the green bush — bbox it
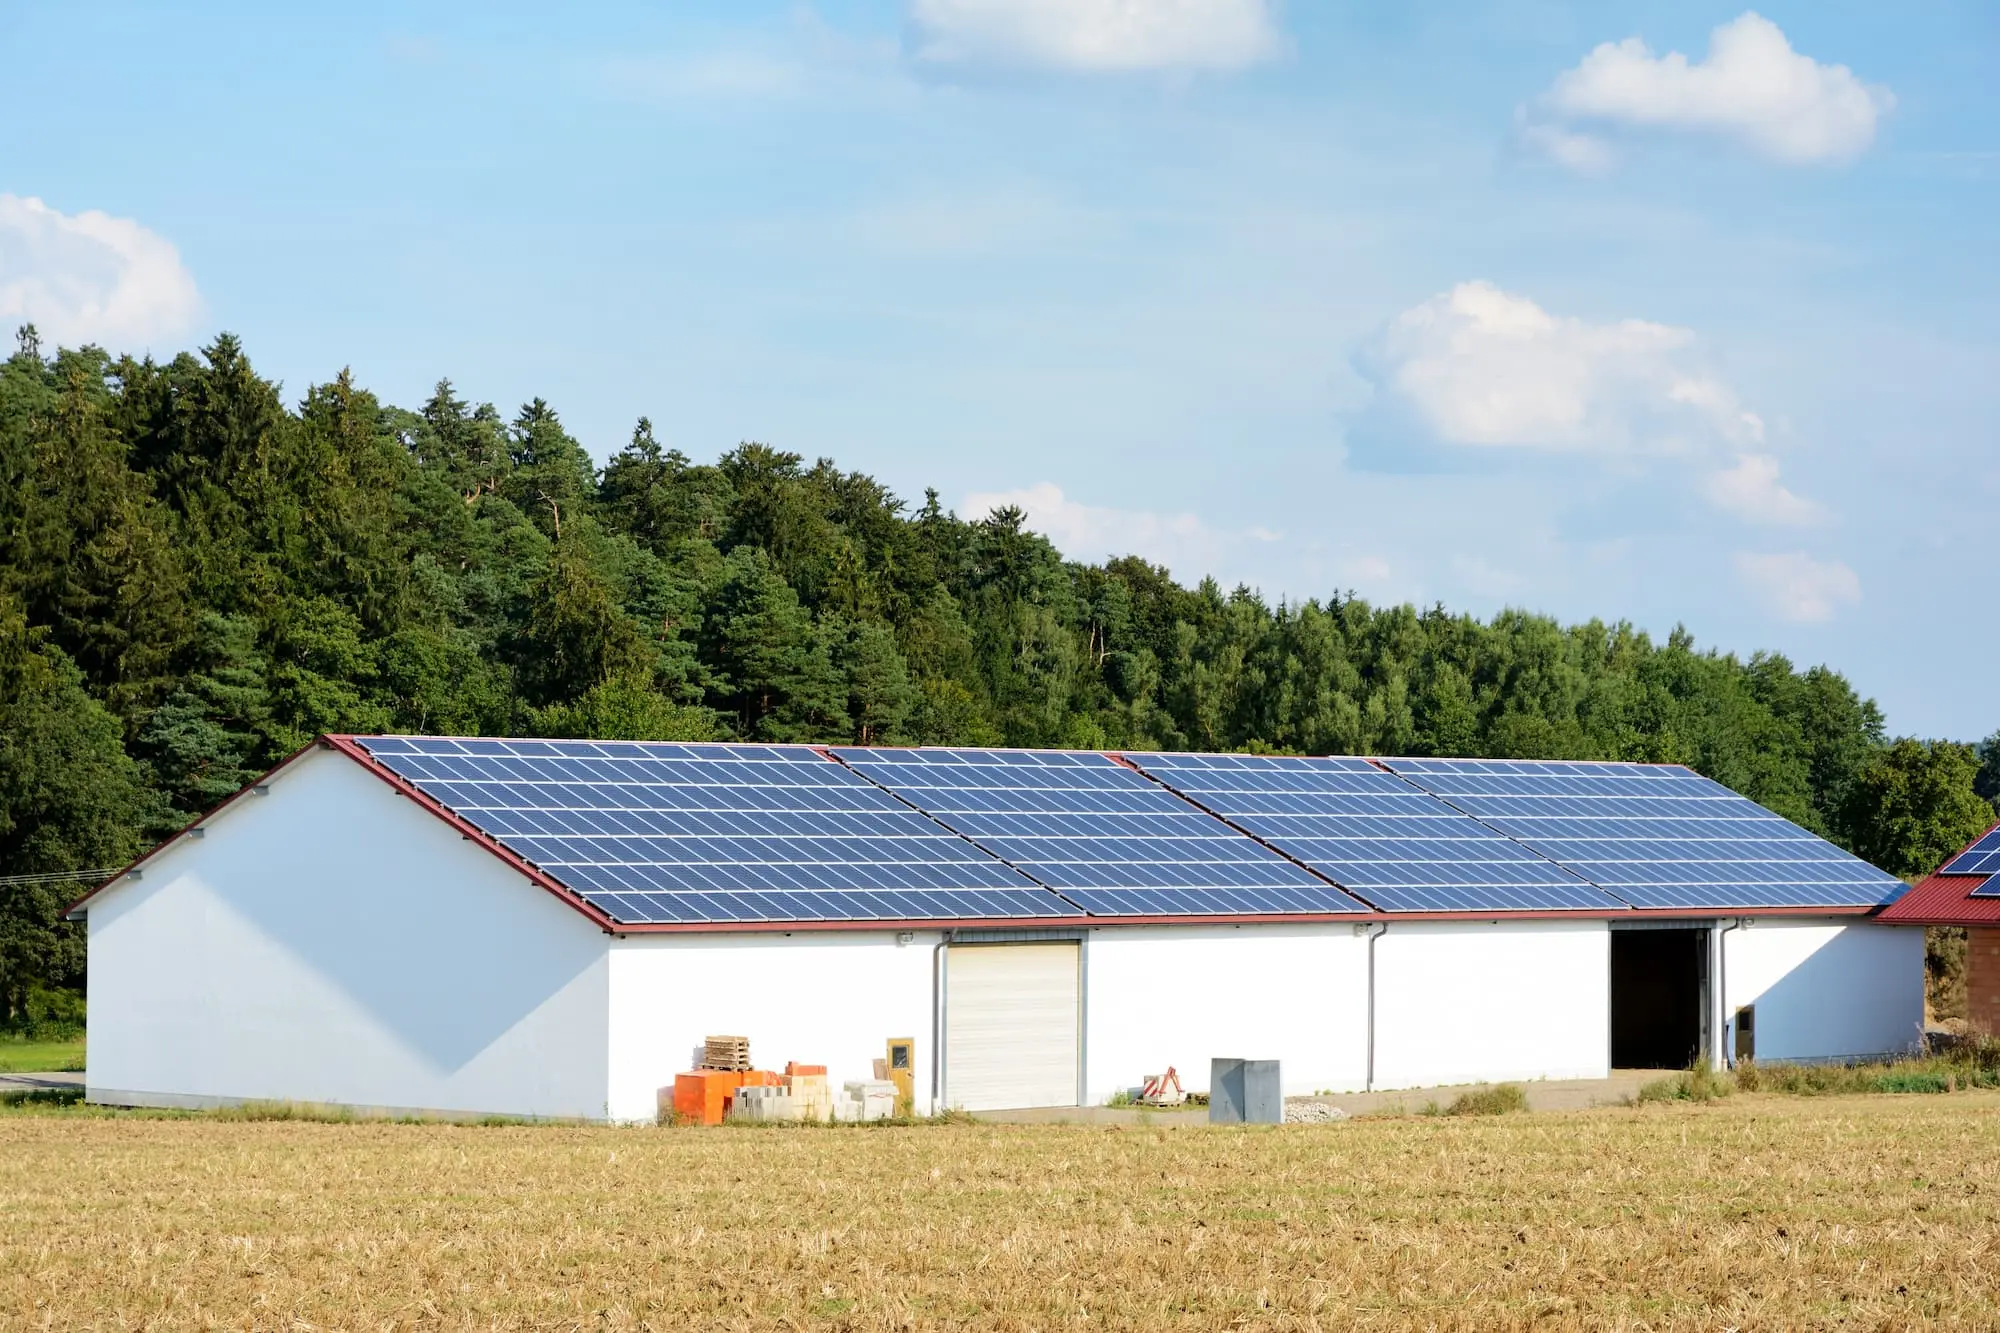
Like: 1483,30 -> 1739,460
1636,1063 -> 1733,1104
1438,1084 -> 1528,1116
1641,1051 -> 2000,1107
5,985 -> 85,1041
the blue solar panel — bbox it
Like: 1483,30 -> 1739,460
1382,758 -> 1907,910
352,737 -> 1080,924
1944,825 -> 2000,878
830,747 -> 1368,916
1120,753 -> 1622,913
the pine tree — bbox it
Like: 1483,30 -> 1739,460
0,598 -> 151,1023
838,622 -> 916,745
132,614 -> 272,818
510,542 -> 651,707
704,547 -> 848,741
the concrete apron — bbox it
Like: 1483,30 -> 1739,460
975,1070 -> 1680,1125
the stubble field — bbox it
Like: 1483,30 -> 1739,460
4,1094 -> 1999,1330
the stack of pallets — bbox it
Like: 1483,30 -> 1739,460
700,1034 -> 751,1071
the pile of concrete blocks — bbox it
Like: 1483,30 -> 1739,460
701,1069 -> 901,1124
785,1063 -> 833,1121
730,1085 -> 798,1122
838,1080 -> 898,1122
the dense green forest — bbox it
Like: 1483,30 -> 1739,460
2,329 -> 1996,1025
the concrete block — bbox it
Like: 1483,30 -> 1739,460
840,1080 -> 897,1121
730,1086 -> 799,1122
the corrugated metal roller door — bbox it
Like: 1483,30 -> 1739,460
945,942 -> 1081,1111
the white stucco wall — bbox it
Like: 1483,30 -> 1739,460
85,747 -> 612,1119
1371,920 -> 1611,1089
606,930 -> 940,1122
1085,924 -> 1369,1101
1723,919 -> 1924,1062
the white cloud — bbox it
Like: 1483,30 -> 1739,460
0,195 -> 201,349
1532,12 -> 1893,166
1704,454 -> 1823,526
1735,551 -> 1860,622
1515,118 -> 1619,175
1366,280 -> 1762,453
908,0 -> 1281,72
963,482 -> 1277,580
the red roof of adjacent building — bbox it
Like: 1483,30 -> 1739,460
1876,872 -> 2000,925
1876,819 -> 2000,925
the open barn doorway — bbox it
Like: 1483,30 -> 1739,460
1611,927 -> 1710,1069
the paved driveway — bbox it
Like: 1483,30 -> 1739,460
0,1071 -> 83,1094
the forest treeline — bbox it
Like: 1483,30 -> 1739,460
2,330 -> 1996,1021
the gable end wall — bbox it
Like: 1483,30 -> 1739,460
85,747 -> 612,1119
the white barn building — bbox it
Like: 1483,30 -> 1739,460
69,737 -> 1923,1121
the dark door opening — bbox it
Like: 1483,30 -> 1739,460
1611,928 -> 1708,1069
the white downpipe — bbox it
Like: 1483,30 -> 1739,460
1364,923 -> 1389,1091
1714,919 -> 1743,1070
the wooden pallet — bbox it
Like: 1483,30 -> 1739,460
700,1034 -> 751,1071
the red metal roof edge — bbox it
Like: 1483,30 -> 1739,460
323,734 -> 620,934
604,903 -> 1881,934
64,739 -> 330,919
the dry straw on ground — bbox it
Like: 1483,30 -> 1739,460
5,1094 -> 2000,1330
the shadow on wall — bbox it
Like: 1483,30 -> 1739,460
205,866 -> 605,1075
1742,930 -> 1921,1061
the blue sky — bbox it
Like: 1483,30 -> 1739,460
3,1 -> 1994,738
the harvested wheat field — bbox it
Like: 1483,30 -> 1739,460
6,1096 -> 2000,1331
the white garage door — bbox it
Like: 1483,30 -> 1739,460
945,942 -> 1081,1111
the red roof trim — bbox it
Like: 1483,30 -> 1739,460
324,735 -> 620,934
600,903 -> 1880,933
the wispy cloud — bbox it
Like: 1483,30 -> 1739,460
1704,454 -> 1824,526
907,0 -> 1282,74
1525,12 -> 1893,169
962,482 -> 1279,583
0,194 -> 201,349
585,11 -> 900,105
1735,551 -> 1861,622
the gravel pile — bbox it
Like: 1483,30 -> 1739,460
1283,1102 -> 1350,1124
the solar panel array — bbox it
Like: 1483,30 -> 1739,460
1381,758 -> 1907,910
353,737 -> 1079,924
1124,752 -> 1622,913
346,737 -> 1911,922
1946,825 -> 2000,879
829,746 -> 1367,915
